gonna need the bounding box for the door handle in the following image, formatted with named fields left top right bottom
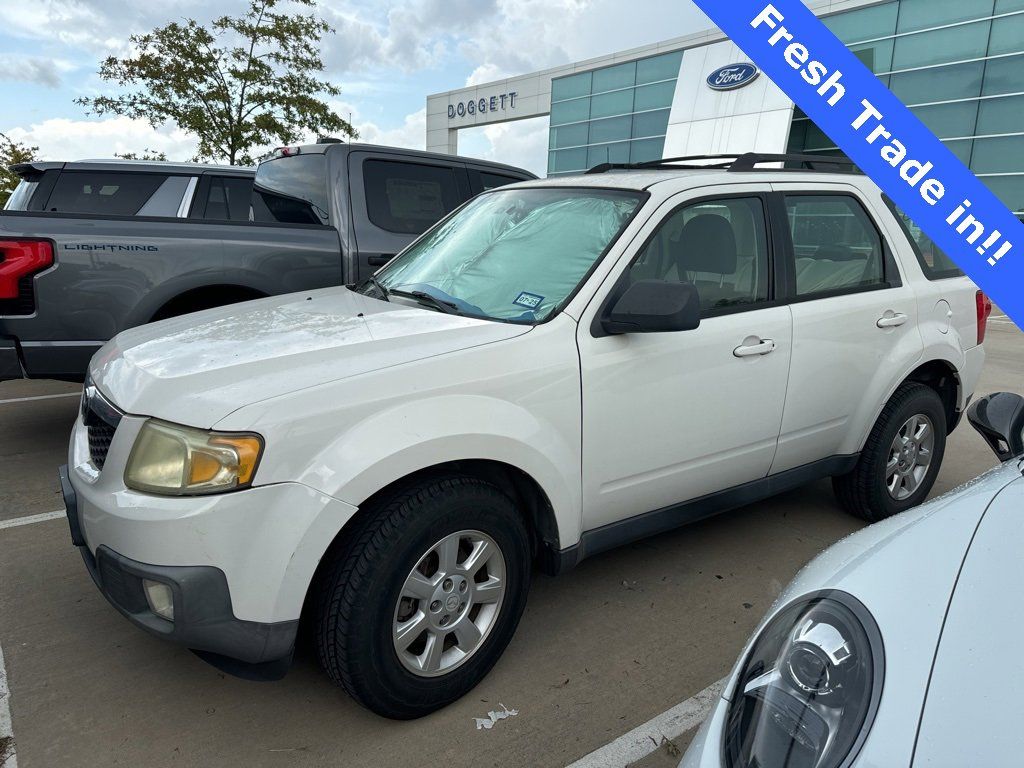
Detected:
left=733, top=338, right=776, bottom=358
left=877, top=312, right=909, bottom=328
left=367, top=254, right=395, bottom=267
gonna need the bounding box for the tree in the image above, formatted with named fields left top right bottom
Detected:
left=114, top=150, right=169, bottom=161
left=0, top=133, right=38, bottom=208
left=77, top=0, right=355, bottom=166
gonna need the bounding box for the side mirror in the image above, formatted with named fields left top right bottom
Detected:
left=601, top=280, right=701, bottom=335
left=967, top=392, right=1024, bottom=462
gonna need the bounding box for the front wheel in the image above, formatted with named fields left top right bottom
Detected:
left=833, top=382, right=947, bottom=522
left=314, top=476, right=531, bottom=719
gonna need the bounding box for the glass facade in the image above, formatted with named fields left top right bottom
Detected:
left=548, top=51, right=683, bottom=176
left=789, top=0, right=1024, bottom=213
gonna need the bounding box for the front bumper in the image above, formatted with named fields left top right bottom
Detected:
left=63, top=409, right=360, bottom=670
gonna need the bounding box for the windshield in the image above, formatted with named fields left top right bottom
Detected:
left=373, top=187, right=644, bottom=323
left=252, top=153, right=330, bottom=225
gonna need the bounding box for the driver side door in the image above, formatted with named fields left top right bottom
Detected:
left=578, top=186, right=794, bottom=531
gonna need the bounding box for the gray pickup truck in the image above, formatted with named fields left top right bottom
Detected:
left=0, top=143, right=534, bottom=381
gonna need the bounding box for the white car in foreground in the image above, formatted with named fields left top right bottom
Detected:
left=61, top=154, right=987, bottom=718
left=682, top=391, right=1024, bottom=768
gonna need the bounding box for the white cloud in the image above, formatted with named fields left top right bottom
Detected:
left=0, top=55, right=74, bottom=88
left=5, top=117, right=198, bottom=162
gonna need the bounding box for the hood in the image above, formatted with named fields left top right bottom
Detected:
left=912, top=468, right=1024, bottom=766
left=91, top=287, right=531, bottom=426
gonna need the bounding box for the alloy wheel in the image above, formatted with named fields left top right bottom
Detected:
left=885, top=413, right=936, bottom=501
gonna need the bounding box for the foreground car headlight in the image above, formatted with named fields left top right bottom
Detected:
left=723, top=591, right=884, bottom=768
left=124, top=419, right=263, bottom=495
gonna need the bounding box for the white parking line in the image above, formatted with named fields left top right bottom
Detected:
left=0, top=393, right=80, bottom=406
left=0, top=511, right=65, bottom=531
left=566, top=678, right=725, bottom=768
left=0, top=643, right=17, bottom=768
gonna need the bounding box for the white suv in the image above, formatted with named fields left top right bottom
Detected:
left=62, top=154, right=988, bottom=718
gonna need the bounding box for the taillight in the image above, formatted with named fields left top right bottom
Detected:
left=976, top=290, right=993, bottom=345
left=0, top=240, right=53, bottom=300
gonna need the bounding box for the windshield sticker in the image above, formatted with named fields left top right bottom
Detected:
left=513, top=292, right=544, bottom=310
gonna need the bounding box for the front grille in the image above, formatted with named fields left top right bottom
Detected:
left=0, top=276, right=35, bottom=316
left=82, top=385, right=124, bottom=471
left=87, top=420, right=116, bottom=469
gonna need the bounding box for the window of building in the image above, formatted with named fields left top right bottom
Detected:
left=976, top=94, right=1024, bottom=136
left=632, top=109, right=671, bottom=139
left=363, top=160, right=461, bottom=235
left=823, top=2, right=898, bottom=43
left=550, top=123, right=590, bottom=149
left=629, top=197, right=770, bottom=313
left=891, top=20, right=992, bottom=70
left=972, top=135, right=1024, bottom=173
left=551, top=71, right=591, bottom=101
left=630, top=139, right=666, bottom=164
left=590, top=89, right=635, bottom=119
left=636, top=52, right=683, bottom=84
left=550, top=98, right=590, bottom=126
left=982, top=53, right=1024, bottom=96
left=988, top=11, right=1024, bottom=55
left=592, top=62, right=635, bottom=94
left=785, top=196, right=886, bottom=297
left=982, top=175, right=1024, bottom=213
left=896, top=0, right=994, bottom=34
left=588, top=142, right=631, bottom=167
left=589, top=115, right=632, bottom=144
left=634, top=81, right=676, bottom=112
left=890, top=61, right=985, bottom=105
left=45, top=172, right=170, bottom=216
left=910, top=102, right=980, bottom=139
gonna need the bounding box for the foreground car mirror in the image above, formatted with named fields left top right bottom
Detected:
left=601, top=280, right=701, bottom=335
left=967, top=392, right=1024, bottom=462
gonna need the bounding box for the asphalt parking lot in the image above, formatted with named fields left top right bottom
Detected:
left=1, top=318, right=1020, bottom=768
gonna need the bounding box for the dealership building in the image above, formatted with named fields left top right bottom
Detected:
left=426, top=0, right=1024, bottom=213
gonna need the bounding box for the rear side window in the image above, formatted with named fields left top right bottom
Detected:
left=479, top=171, right=523, bottom=191
left=44, top=172, right=169, bottom=216
left=363, top=159, right=461, bottom=235
left=785, top=195, right=886, bottom=297
left=3, top=179, right=39, bottom=211
left=201, top=176, right=254, bottom=221
left=252, top=154, right=330, bottom=225
left=883, top=196, right=964, bottom=280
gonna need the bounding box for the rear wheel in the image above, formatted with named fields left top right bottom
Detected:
left=314, top=476, right=531, bottom=719
left=833, top=383, right=947, bottom=522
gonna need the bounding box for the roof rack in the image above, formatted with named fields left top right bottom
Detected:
left=585, top=152, right=861, bottom=175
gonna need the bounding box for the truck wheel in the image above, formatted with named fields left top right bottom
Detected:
left=833, top=383, right=947, bottom=523
left=314, top=476, right=531, bottom=719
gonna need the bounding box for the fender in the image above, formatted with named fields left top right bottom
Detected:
left=290, top=394, right=583, bottom=550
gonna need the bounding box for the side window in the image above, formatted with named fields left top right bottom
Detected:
left=883, top=196, right=964, bottom=280
left=44, top=172, right=169, bottom=216
left=479, top=171, right=522, bottom=191
left=629, top=197, right=770, bottom=313
left=202, top=176, right=254, bottom=221
left=137, top=176, right=195, bottom=217
left=785, top=195, right=886, bottom=297
left=363, top=159, right=461, bottom=235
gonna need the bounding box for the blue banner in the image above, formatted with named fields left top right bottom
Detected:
left=691, top=0, right=1023, bottom=327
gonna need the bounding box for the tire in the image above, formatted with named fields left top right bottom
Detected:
left=314, top=476, right=531, bottom=719
left=833, top=382, right=947, bottom=522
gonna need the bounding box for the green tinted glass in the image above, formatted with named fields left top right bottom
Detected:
left=892, top=21, right=992, bottom=69
left=896, top=0, right=995, bottom=33
left=549, top=147, right=588, bottom=173
left=823, top=2, right=898, bottom=43
left=850, top=40, right=894, bottom=74
left=982, top=53, right=1024, bottom=95
left=630, top=138, right=665, bottom=163
left=890, top=61, right=984, bottom=104
left=632, top=109, right=671, bottom=139
left=943, top=139, right=974, bottom=165
left=636, top=51, right=683, bottom=84
left=911, top=102, right=980, bottom=138
left=588, top=142, right=631, bottom=167
left=976, top=94, right=1024, bottom=135
left=592, top=62, right=636, bottom=94
left=989, top=12, right=1024, bottom=55
left=552, top=72, right=592, bottom=102
left=590, top=89, right=635, bottom=119
left=982, top=174, right=1024, bottom=212
left=995, top=0, right=1024, bottom=11
left=550, top=122, right=590, bottom=150
left=589, top=115, right=633, bottom=144
left=634, top=80, right=676, bottom=111
left=550, top=98, right=590, bottom=126
left=972, top=135, right=1024, bottom=173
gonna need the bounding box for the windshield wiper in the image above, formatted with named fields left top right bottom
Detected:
left=389, top=288, right=460, bottom=315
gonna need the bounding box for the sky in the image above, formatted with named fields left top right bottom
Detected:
left=0, top=0, right=711, bottom=177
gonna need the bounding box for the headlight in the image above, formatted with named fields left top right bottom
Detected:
left=723, top=591, right=884, bottom=768
left=124, top=419, right=263, bottom=496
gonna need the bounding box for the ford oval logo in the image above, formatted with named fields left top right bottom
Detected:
left=707, top=63, right=760, bottom=91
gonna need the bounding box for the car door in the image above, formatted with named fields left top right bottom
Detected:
left=347, top=152, right=472, bottom=282
left=578, top=185, right=794, bottom=530
left=769, top=183, right=923, bottom=474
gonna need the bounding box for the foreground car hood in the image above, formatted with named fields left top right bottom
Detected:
left=912, top=471, right=1024, bottom=766
left=91, top=287, right=530, bottom=426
